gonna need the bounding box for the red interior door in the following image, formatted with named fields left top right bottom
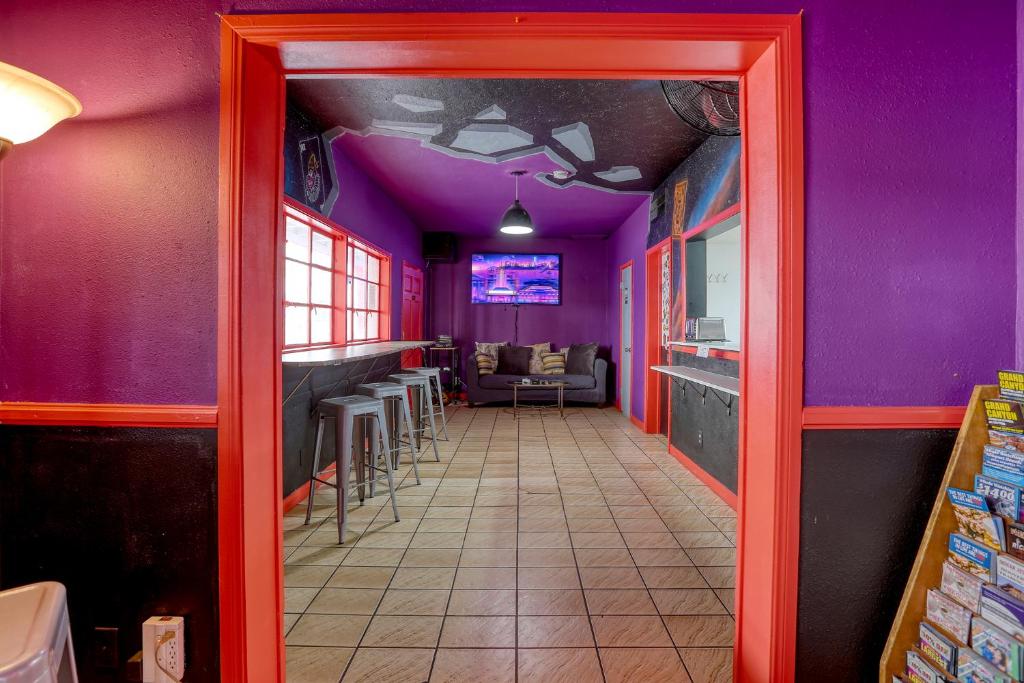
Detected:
left=401, top=262, right=424, bottom=367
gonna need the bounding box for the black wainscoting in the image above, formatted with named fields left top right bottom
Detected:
left=0, top=426, right=218, bottom=682
left=667, top=350, right=739, bottom=493
left=283, top=353, right=402, bottom=497
left=797, top=428, right=957, bottom=682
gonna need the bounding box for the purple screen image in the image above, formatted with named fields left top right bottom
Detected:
left=471, top=253, right=561, bottom=305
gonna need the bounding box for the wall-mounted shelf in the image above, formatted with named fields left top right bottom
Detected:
left=651, top=365, right=739, bottom=396
left=669, top=340, right=741, bottom=353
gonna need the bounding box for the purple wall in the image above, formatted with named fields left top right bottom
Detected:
left=428, top=236, right=610, bottom=372
left=326, top=144, right=424, bottom=341
left=607, top=200, right=652, bottom=421
left=0, top=0, right=1018, bottom=409
left=1018, top=0, right=1024, bottom=371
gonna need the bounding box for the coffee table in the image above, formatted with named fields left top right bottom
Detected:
left=506, top=380, right=569, bottom=419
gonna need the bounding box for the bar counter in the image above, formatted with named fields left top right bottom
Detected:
left=283, top=340, right=433, bottom=367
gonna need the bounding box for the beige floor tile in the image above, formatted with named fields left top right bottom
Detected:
left=286, top=614, right=370, bottom=647
left=650, top=589, right=729, bottom=615
left=446, top=588, right=517, bottom=615
left=590, top=615, right=673, bottom=647
left=579, top=566, right=645, bottom=589
left=698, top=566, right=736, bottom=589
left=439, top=615, right=516, bottom=647
left=571, top=532, right=626, bottom=549
left=327, top=566, right=396, bottom=589
left=622, top=532, right=681, bottom=549
left=600, top=647, right=691, bottom=682
left=417, top=517, right=470, bottom=533
left=664, top=615, right=736, bottom=647
left=359, top=615, right=443, bottom=648
left=285, top=545, right=351, bottom=566
left=573, top=548, right=635, bottom=567
left=518, top=589, right=588, bottom=616
left=388, top=566, right=457, bottom=590
left=584, top=589, right=657, bottom=615
left=518, top=566, right=581, bottom=590
left=410, top=532, right=466, bottom=549
left=518, top=615, right=595, bottom=648
left=630, top=548, right=694, bottom=567
left=453, top=566, right=517, bottom=589
left=640, top=566, right=710, bottom=589
left=679, top=647, right=734, bottom=683
left=284, top=612, right=300, bottom=635
left=567, top=517, right=619, bottom=533
left=674, top=532, right=734, bottom=548
left=376, top=589, right=451, bottom=616
left=400, top=548, right=462, bottom=567
left=686, top=547, right=736, bottom=567
left=353, top=531, right=413, bottom=549
left=342, top=647, right=434, bottom=683
left=518, top=548, right=577, bottom=567
left=517, top=648, right=603, bottom=683
left=430, top=648, right=516, bottom=683
left=715, top=588, right=735, bottom=614
left=463, top=531, right=518, bottom=548
left=286, top=646, right=354, bottom=683
left=467, top=517, right=517, bottom=532
left=424, top=506, right=473, bottom=519
left=307, top=588, right=384, bottom=616
left=518, top=517, right=568, bottom=533
left=285, top=587, right=319, bottom=614
left=341, top=548, right=405, bottom=566
left=519, top=532, right=573, bottom=548
left=457, top=547, right=517, bottom=567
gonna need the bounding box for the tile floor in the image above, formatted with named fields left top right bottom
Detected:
left=283, top=406, right=736, bottom=683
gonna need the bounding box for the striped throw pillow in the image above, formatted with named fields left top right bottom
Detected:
left=540, top=352, right=566, bottom=375
left=476, top=352, right=497, bottom=376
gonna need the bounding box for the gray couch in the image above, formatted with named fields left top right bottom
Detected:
left=466, top=357, right=607, bottom=406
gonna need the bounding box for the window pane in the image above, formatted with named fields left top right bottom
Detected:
left=310, top=307, right=332, bottom=344
left=311, top=231, right=332, bottom=267
left=285, top=305, right=309, bottom=346
left=367, top=255, right=380, bottom=283
left=367, top=312, right=379, bottom=340
left=353, top=248, right=367, bottom=278
left=311, top=267, right=331, bottom=305
left=353, top=278, right=367, bottom=309
left=285, top=260, right=309, bottom=303
left=367, top=282, right=379, bottom=310
left=352, top=311, right=366, bottom=340
left=346, top=277, right=352, bottom=308
left=286, top=218, right=310, bottom=262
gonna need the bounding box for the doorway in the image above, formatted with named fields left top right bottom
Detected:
left=619, top=260, right=633, bottom=416
left=400, top=261, right=424, bottom=367
left=218, top=13, right=804, bottom=682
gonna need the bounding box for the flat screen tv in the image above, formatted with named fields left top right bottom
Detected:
left=471, top=253, right=561, bottom=305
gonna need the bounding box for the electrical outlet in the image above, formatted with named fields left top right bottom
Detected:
left=142, top=616, right=185, bottom=683
left=697, top=430, right=703, bottom=447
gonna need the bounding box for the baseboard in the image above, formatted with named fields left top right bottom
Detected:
left=0, top=402, right=218, bottom=428
left=283, top=462, right=338, bottom=513
left=801, top=405, right=967, bottom=430
left=667, top=443, right=738, bottom=510
left=629, top=414, right=645, bottom=430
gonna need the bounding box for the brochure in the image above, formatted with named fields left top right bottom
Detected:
left=941, top=560, right=984, bottom=612
left=974, top=474, right=1023, bottom=521
left=920, top=620, right=958, bottom=674
left=998, top=370, right=1024, bottom=402
left=928, top=587, right=973, bottom=644
left=949, top=533, right=999, bottom=581
left=970, top=616, right=1023, bottom=679
left=947, top=488, right=1004, bottom=550
left=979, top=584, right=1024, bottom=641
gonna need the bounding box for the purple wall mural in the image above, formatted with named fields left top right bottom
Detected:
left=0, top=0, right=1017, bottom=410
left=429, top=236, right=611, bottom=374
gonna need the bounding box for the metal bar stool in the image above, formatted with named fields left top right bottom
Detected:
left=408, top=366, right=450, bottom=441
left=304, top=395, right=400, bottom=543
left=388, top=372, right=441, bottom=462
left=355, top=381, right=421, bottom=493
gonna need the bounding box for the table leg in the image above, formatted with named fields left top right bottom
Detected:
left=513, top=385, right=518, bottom=420
left=559, top=387, right=564, bottom=419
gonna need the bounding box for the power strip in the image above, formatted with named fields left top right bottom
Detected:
left=142, top=616, right=185, bottom=683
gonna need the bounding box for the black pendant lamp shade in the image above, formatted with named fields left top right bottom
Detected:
left=499, top=170, right=534, bottom=235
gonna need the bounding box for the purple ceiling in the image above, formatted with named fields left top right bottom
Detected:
left=331, top=132, right=649, bottom=238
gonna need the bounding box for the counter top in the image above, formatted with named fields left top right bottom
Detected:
left=282, top=341, right=433, bottom=367
left=651, top=365, right=740, bottom=396
left=669, top=340, right=741, bottom=353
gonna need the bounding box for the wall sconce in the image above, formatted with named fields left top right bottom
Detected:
left=0, top=61, right=82, bottom=160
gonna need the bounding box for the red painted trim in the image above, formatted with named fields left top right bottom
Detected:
left=220, top=13, right=804, bottom=682
left=617, top=259, right=634, bottom=420
left=0, top=402, right=218, bottom=428
left=670, top=343, right=741, bottom=361
left=282, top=462, right=338, bottom=513
left=681, top=203, right=742, bottom=240
left=643, top=237, right=671, bottom=434
left=629, top=414, right=645, bottom=431
left=668, top=443, right=738, bottom=509
left=801, top=405, right=967, bottom=430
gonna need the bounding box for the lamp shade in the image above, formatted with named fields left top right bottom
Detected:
left=499, top=200, right=534, bottom=235
left=0, top=61, right=82, bottom=146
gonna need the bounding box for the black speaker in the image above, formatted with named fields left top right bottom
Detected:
left=423, top=232, right=457, bottom=262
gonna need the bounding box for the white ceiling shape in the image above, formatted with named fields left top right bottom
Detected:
left=551, top=122, right=595, bottom=162
left=595, top=165, right=642, bottom=182
left=475, top=104, right=507, bottom=120
left=392, top=94, right=444, bottom=113
left=450, top=123, right=534, bottom=155
left=371, top=120, right=443, bottom=137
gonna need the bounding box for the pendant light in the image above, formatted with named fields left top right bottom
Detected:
left=499, top=170, right=534, bottom=235
left=0, top=61, right=82, bottom=160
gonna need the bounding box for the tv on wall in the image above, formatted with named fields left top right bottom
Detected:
left=471, top=253, right=562, bottom=305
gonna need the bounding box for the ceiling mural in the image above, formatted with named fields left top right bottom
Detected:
left=287, top=78, right=711, bottom=195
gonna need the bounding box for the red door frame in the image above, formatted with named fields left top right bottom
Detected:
left=218, top=12, right=803, bottom=682
left=643, top=236, right=671, bottom=434
left=616, top=259, right=634, bottom=415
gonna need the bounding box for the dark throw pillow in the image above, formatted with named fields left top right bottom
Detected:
left=497, top=345, right=531, bottom=375
left=565, top=342, right=598, bottom=375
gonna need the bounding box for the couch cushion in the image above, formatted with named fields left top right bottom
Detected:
left=525, top=342, right=551, bottom=374
left=566, top=342, right=598, bottom=375
left=478, top=374, right=595, bottom=390
left=497, top=345, right=531, bottom=375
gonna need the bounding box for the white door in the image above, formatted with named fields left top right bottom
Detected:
left=620, top=264, right=632, bottom=416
